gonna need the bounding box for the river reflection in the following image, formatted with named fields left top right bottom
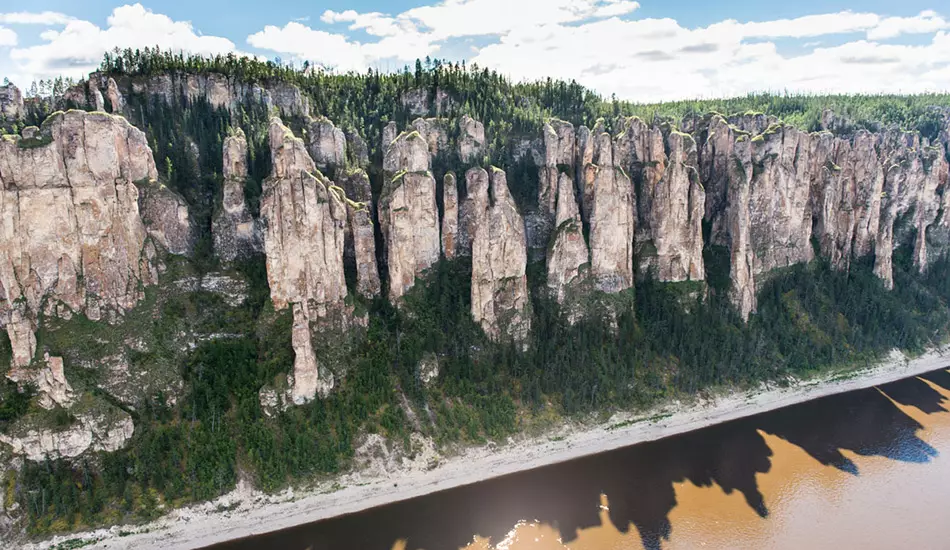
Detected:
left=210, top=368, right=950, bottom=550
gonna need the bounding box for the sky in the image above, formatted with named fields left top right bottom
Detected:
left=0, top=0, right=949, bottom=102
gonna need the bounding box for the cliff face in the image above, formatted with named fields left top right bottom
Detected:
left=0, top=110, right=159, bottom=375
left=587, top=131, right=636, bottom=293
left=546, top=171, right=590, bottom=306
left=69, top=72, right=312, bottom=118
left=261, top=117, right=348, bottom=317
left=616, top=118, right=705, bottom=282
left=306, top=117, right=347, bottom=169
left=261, top=117, right=346, bottom=402
left=471, top=168, right=532, bottom=346
left=0, top=83, right=23, bottom=122
left=340, top=169, right=381, bottom=300
left=698, top=114, right=950, bottom=317
left=442, top=172, right=459, bottom=259
left=380, top=131, right=440, bottom=302
left=214, top=129, right=263, bottom=262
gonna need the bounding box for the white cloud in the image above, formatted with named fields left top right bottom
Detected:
left=401, top=0, right=640, bottom=39
left=868, top=10, right=949, bottom=40
left=0, top=11, right=74, bottom=25
left=7, top=4, right=236, bottom=84
left=248, top=20, right=437, bottom=70
left=0, top=26, right=16, bottom=46
left=471, top=14, right=950, bottom=101
left=320, top=10, right=407, bottom=37
left=708, top=11, right=880, bottom=39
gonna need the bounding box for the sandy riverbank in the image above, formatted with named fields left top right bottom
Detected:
left=27, top=347, right=950, bottom=550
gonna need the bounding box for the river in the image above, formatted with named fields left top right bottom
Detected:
left=209, top=368, right=950, bottom=550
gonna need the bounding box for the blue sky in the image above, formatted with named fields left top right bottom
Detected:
left=1, top=1, right=949, bottom=101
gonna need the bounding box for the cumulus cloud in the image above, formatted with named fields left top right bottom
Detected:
left=868, top=10, right=950, bottom=40
left=0, top=11, right=74, bottom=25
left=0, top=27, right=16, bottom=47
left=7, top=3, right=235, bottom=84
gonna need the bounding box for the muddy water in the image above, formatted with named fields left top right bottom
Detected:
left=210, top=368, right=950, bottom=550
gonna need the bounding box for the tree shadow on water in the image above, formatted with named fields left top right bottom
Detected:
left=207, top=369, right=950, bottom=550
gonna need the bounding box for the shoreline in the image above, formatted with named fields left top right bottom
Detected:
left=29, top=347, right=950, bottom=550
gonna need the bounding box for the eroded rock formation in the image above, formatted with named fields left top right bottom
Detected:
left=471, top=168, right=532, bottom=346
left=306, top=117, right=346, bottom=169
left=0, top=83, right=23, bottom=122
left=261, top=117, right=346, bottom=402
left=442, top=172, right=459, bottom=259
left=0, top=110, right=159, bottom=376
left=138, top=182, right=195, bottom=256
left=338, top=170, right=381, bottom=299
left=214, top=129, right=263, bottom=261
left=459, top=115, right=485, bottom=164
left=547, top=172, right=590, bottom=304
left=586, top=130, right=635, bottom=293
left=380, top=130, right=440, bottom=301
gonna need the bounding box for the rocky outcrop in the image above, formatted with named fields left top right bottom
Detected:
left=380, top=131, right=440, bottom=301
left=539, top=119, right=576, bottom=242
left=261, top=117, right=345, bottom=401
left=0, top=408, right=134, bottom=462
left=214, top=129, right=263, bottom=261
left=261, top=116, right=348, bottom=318
left=339, top=170, right=381, bottom=299
left=401, top=88, right=453, bottom=116
left=306, top=117, right=346, bottom=169
left=623, top=122, right=705, bottom=282
left=290, top=303, right=332, bottom=404
left=0, top=110, right=159, bottom=376
left=382, top=121, right=398, bottom=155
left=411, top=117, right=450, bottom=157
left=105, top=77, right=124, bottom=113
left=0, top=83, right=23, bottom=122
left=458, top=167, right=491, bottom=257
left=587, top=130, right=635, bottom=293
left=810, top=130, right=884, bottom=271
left=547, top=172, right=590, bottom=304
left=71, top=72, right=312, bottom=118
left=35, top=353, right=75, bottom=410
left=471, top=167, right=532, bottom=346
left=138, top=182, right=195, bottom=256
left=345, top=129, right=370, bottom=167
left=874, top=133, right=948, bottom=287
left=442, top=172, right=459, bottom=259
left=459, top=115, right=485, bottom=164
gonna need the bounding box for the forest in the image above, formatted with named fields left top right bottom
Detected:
left=5, top=48, right=950, bottom=536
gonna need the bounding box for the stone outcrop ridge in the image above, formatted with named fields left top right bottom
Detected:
left=547, top=172, right=590, bottom=305
left=68, top=72, right=311, bottom=118
left=306, top=116, right=346, bottom=169
left=339, top=169, right=381, bottom=299
left=699, top=113, right=950, bottom=318
left=0, top=83, right=23, bottom=122
left=615, top=118, right=705, bottom=282
left=0, top=110, right=159, bottom=376
left=214, top=129, right=263, bottom=261
left=0, top=408, right=134, bottom=462
left=260, top=116, right=345, bottom=402
left=471, top=167, right=532, bottom=346
left=380, top=130, right=440, bottom=301
left=138, top=182, right=195, bottom=256
left=459, top=115, right=485, bottom=163
left=442, top=172, right=459, bottom=259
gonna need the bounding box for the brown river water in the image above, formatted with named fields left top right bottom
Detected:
left=209, top=368, right=950, bottom=550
